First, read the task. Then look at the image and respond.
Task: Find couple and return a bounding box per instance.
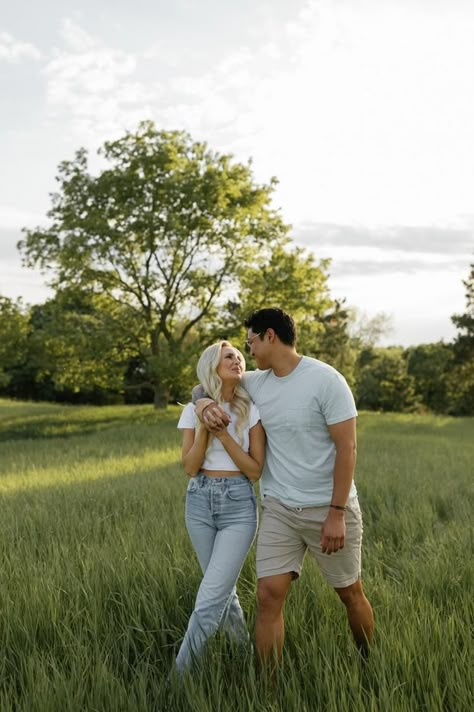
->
[175,308,374,674]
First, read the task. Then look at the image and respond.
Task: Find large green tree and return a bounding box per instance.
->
[19,122,290,406]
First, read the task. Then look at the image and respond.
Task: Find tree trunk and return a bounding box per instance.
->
[153,386,169,409]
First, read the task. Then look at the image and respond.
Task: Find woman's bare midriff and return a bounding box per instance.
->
[200,469,244,477]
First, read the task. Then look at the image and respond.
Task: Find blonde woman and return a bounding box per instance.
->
[175,341,265,673]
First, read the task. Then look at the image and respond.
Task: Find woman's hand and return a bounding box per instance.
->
[203,408,230,438]
[212,425,229,440]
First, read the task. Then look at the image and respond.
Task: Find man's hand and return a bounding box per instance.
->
[320,509,346,555]
[203,404,231,432]
[195,398,231,430]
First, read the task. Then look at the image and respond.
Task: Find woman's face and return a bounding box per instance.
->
[216,345,245,383]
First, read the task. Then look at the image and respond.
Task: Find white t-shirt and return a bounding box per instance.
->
[242,356,358,507]
[177,401,260,471]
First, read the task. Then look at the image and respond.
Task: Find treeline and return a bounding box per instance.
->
[0,291,472,416]
[1,122,473,415]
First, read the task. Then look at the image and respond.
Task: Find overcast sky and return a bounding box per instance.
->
[1,0,473,345]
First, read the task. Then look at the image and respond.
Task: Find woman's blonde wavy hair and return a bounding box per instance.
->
[196,341,251,445]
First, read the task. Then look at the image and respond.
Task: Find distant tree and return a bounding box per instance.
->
[0,296,29,390]
[19,122,290,407]
[304,299,357,385]
[446,264,474,415]
[355,346,419,412]
[405,342,453,413]
[349,309,393,349]
[24,290,132,399]
[451,263,474,354]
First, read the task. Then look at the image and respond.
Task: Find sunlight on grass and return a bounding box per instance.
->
[0,448,181,494]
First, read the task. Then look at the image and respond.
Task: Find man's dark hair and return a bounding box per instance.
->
[244,308,296,346]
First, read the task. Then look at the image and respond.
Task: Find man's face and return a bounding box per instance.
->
[246,329,269,369]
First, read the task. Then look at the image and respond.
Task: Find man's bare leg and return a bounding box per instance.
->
[255,573,293,668]
[335,578,374,655]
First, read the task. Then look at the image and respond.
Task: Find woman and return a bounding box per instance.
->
[175,340,265,673]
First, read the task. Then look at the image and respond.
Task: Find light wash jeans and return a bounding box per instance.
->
[175,474,258,673]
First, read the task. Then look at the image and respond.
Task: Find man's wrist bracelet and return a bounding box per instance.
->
[329,504,346,511]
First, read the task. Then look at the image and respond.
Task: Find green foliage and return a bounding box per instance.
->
[446,357,474,416]
[27,290,132,395]
[19,122,290,406]
[222,244,356,381]
[0,401,473,710]
[303,299,358,385]
[447,264,474,415]
[355,347,419,412]
[234,244,332,321]
[451,263,474,357]
[405,342,454,413]
[0,296,29,388]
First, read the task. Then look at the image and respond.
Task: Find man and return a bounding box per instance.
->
[195,307,374,666]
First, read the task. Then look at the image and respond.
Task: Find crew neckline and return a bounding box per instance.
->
[271,355,305,380]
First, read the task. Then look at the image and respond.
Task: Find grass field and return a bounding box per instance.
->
[0,399,473,711]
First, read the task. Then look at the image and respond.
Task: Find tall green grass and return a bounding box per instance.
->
[0,400,472,711]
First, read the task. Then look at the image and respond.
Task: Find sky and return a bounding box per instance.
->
[1,0,473,346]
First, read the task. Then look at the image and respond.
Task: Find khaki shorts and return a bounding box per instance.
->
[256,495,363,588]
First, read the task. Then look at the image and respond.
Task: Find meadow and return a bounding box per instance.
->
[0,399,472,711]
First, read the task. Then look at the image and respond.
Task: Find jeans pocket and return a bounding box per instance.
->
[187,479,199,493]
[226,484,254,502]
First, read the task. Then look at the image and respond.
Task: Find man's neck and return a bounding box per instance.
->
[270,350,303,377]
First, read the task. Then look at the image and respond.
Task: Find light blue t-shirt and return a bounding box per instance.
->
[242,356,358,507]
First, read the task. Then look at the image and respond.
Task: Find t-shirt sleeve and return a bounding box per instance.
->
[191,384,208,403]
[241,370,261,400]
[248,402,261,429]
[321,373,358,425]
[177,402,197,429]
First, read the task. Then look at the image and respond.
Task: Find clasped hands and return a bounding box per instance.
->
[195,398,231,437]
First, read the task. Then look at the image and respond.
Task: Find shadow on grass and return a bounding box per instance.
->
[0,408,180,443]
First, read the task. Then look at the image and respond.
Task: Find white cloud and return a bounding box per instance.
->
[43,19,158,144]
[217,47,253,75]
[295,221,474,256]
[0,31,41,62]
[60,18,97,53]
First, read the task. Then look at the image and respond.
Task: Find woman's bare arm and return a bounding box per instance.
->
[181,426,209,477]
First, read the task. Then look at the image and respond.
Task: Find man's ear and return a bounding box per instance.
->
[266,328,276,343]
